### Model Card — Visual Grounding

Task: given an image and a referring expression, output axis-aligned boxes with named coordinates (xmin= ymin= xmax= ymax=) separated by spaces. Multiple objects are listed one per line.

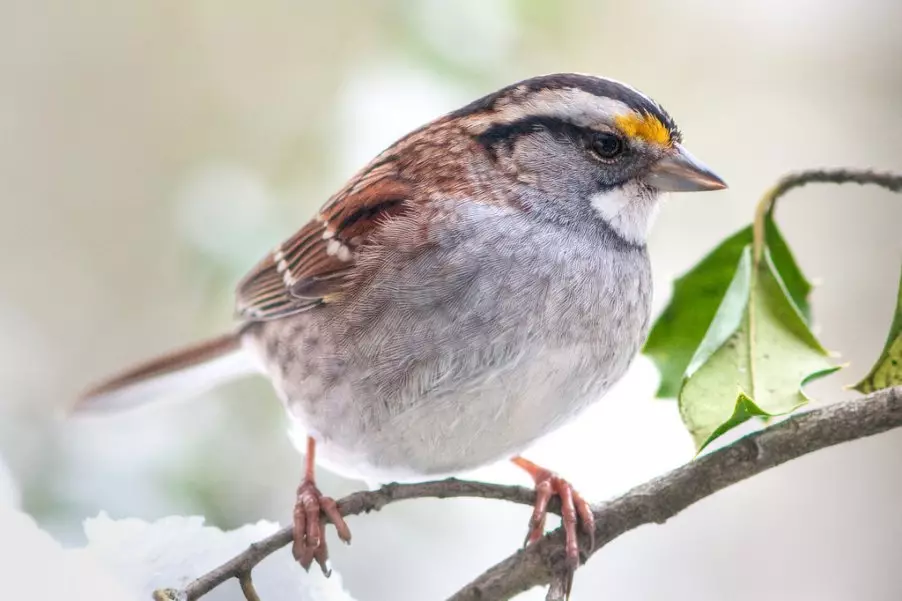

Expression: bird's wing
xmin=235 ymin=156 xmax=411 ymax=320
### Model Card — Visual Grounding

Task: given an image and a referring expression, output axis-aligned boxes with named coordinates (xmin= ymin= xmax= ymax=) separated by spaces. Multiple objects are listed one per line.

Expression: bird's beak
xmin=644 ymin=144 xmax=727 ymax=192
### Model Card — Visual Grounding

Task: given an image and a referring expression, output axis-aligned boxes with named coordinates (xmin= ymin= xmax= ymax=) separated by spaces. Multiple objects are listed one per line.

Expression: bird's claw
xmin=292 ymin=479 xmax=351 ymax=575
xmin=523 ymin=470 xmax=595 ymax=598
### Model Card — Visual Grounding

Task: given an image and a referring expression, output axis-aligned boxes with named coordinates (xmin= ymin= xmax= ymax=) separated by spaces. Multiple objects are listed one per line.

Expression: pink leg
xmin=292 ymin=437 xmax=352 ymax=575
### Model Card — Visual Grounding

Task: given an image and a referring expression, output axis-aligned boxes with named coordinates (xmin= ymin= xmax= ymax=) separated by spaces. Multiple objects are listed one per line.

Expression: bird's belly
xmin=263 ymin=276 xmax=644 ymax=482
xmin=288 ymin=341 xmax=623 ymax=483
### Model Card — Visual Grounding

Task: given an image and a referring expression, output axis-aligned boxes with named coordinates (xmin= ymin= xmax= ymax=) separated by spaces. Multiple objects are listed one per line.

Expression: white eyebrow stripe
xmin=464 ymin=88 xmax=634 ymax=133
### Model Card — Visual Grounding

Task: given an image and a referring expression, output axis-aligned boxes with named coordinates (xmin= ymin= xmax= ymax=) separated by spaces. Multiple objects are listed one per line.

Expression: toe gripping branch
xmin=292 ymin=437 xmax=351 ymax=574
xmin=512 ymin=457 xmax=595 ymax=597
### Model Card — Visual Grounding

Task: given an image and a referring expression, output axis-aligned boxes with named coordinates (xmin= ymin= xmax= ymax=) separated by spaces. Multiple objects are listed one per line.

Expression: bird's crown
xmin=451 ymin=73 xmax=681 ymax=148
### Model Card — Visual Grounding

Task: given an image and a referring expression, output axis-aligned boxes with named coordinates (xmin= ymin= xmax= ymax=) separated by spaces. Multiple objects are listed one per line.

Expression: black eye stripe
xmin=476 ymin=116 xmax=580 ymax=147
xmin=476 ymin=116 xmax=618 ymax=158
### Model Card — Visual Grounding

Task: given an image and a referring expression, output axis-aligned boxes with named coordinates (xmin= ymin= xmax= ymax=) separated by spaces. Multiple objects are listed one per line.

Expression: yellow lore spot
xmin=614 ymin=112 xmax=671 ymax=146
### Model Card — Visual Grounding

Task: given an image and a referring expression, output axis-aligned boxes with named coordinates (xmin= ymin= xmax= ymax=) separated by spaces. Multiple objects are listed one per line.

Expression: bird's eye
xmin=589 ymin=133 xmax=623 ymax=160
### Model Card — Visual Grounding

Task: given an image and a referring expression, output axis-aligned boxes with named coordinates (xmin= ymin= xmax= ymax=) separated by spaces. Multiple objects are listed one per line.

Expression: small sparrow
xmin=78 ymin=73 xmax=726 ymax=589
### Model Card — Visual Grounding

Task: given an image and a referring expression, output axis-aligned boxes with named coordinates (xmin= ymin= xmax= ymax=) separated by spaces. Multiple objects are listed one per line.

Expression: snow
xmin=0 ymin=454 xmax=355 ymax=601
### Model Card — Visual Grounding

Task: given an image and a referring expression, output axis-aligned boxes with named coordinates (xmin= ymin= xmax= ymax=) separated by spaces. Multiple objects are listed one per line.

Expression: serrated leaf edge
xmin=852 ymin=264 xmax=902 ymax=393
xmin=682 ymin=247 xmax=841 ymax=452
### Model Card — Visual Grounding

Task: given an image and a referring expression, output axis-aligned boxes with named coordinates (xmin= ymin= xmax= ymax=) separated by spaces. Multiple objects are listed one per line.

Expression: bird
xmin=77 ymin=73 xmax=726 ymax=591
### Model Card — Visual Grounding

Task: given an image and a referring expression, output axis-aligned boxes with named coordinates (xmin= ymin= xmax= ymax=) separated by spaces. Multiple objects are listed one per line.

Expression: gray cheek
xmin=516 ymin=132 xmax=663 ymax=195
xmin=514 ymin=132 xmax=599 ymax=196
xmin=510 ymin=134 xmax=610 ymax=228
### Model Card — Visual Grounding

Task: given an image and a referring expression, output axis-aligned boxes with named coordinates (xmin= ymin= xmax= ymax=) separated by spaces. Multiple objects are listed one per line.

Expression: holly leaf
xmin=644 ymin=228 xmax=750 ymax=398
xmin=678 ymin=246 xmax=839 ymax=451
xmin=644 ymin=216 xmax=811 ymax=398
xmin=764 ymin=216 xmax=812 ymax=322
xmin=853 ymin=265 xmax=902 ymax=393
xmin=699 ymin=393 xmax=773 ymax=450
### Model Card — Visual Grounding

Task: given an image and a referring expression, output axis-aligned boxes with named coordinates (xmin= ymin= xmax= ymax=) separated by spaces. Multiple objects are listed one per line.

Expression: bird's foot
xmin=292 ymin=479 xmax=351 ymax=575
xmin=513 ymin=457 xmax=595 ymax=597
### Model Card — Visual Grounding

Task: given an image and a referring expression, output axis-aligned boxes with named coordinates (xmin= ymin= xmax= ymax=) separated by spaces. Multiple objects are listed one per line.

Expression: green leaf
xmin=853 ymin=265 xmax=902 ymax=393
xmin=764 ymin=213 xmax=813 ymax=322
xmin=697 ymin=393 xmax=773 ymax=451
xmin=678 ymin=247 xmax=839 ymax=451
xmin=644 ymin=228 xmax=751 ymax=398
xmin=644 ymin=216 xmax=812 ymax=398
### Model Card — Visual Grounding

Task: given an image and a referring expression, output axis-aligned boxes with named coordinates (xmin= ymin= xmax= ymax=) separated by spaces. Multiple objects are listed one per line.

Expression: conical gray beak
xmin=644 ymin=144 xmax=727 ymax=192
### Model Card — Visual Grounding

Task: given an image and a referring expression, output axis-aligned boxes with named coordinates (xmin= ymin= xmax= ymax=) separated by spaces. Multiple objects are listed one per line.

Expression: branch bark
xmin=161 ymin=481 xmax=542 ymax=601
xmin=154 ymin=386 xmax=902 ymax=601
xmin=450 ymin=386 xmax=902 ymax=600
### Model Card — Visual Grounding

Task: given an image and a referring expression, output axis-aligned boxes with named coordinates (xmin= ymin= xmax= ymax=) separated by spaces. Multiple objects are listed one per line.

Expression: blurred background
xmin=2 ymin=0 xmax=901 ymax=599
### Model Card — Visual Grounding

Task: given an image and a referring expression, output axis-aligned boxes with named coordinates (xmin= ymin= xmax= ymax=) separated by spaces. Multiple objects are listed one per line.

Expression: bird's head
xmin=455 ymin=73 xmax=727 ymax=244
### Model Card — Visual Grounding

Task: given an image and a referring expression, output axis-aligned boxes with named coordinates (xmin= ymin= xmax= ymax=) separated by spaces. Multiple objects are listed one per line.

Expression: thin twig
xmin=753 ymin=168 xmax=902 ymax=261
xmin=544 ymin=575 xmax=568 ymax=601
xmin=238 ymin=573 xmax=261 ymax=601
xmin=156 ymin=386 xmax=902 ymax=601
xmin=169 ymin=480 xmax=542 ymax=601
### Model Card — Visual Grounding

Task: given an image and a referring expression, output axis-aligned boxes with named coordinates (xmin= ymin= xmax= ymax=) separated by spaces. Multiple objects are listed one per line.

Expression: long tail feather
xmin=75 ymin=332 xmax=257 ymax=413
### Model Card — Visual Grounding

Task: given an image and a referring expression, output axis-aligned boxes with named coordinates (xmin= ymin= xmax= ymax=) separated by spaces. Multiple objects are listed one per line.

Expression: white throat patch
xmin=589 ymin=181 xmax=661 ymax=245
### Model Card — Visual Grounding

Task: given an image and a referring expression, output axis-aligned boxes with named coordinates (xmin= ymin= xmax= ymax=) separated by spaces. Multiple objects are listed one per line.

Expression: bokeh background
xmin=2 ymin=0 xmax=902 ymax=599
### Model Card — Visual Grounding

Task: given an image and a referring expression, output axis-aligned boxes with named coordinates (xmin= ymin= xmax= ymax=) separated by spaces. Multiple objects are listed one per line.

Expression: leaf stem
xmin=746 ymin=257 xmax=758 ymax=401
xmin=748 ymin=169 xmax=902 ymax=414
xmin=752 ymin=168 xmax=902 ymax=263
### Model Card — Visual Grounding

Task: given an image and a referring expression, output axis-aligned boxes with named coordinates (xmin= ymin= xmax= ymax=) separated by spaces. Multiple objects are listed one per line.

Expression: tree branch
xmin=154 ymin=386 xmax=902 ymax=601
xmin=163 ymin=480 xmax=543 ymax=601
xmin=449 ymin=386 xmax=902 ymax=601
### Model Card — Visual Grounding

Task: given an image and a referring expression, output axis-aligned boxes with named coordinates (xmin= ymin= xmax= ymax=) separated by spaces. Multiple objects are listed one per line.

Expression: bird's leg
xmin=511 ymin=456 xmax=595 ymax=596
xmin=292 ymin=436 xmax=351 ymax=575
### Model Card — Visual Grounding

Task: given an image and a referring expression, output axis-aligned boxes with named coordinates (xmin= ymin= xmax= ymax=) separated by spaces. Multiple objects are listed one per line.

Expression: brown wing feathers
xmin=235 ymin=156 xmax=412 ymax=320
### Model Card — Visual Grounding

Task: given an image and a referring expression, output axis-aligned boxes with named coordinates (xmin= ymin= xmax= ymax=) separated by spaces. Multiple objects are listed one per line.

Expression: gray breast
xmin=248 ymin=202 xmax=652 ymax=482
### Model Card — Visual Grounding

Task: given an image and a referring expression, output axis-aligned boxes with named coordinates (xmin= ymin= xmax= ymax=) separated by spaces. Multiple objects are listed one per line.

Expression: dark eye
xmin=590 ymin=133 xmax=623 ymax=160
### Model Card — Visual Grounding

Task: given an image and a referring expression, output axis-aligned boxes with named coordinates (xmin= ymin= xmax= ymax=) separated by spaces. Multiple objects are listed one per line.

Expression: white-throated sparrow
xmin=78 ymin=73 xmax=726 ymax=589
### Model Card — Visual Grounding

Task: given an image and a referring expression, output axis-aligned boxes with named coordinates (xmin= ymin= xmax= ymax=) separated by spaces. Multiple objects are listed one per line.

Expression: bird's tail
xmin=74 ymin=332 xmax=259 ymax=413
